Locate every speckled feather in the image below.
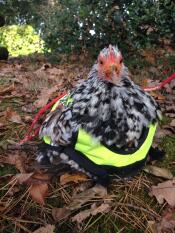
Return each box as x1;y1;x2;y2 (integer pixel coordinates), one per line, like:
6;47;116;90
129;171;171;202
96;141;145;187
39;64;161;150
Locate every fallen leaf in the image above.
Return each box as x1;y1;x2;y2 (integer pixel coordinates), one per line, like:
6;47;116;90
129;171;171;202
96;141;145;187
22;105;36;113
72;203;111;223
142;49;156;65
0;206;6;213
0;84;15;95
149;179;175;207
72;181;93;195
15;171;51;186
155;128;173;142
164;104;175;113
33;224;55;233
32;172;51;182
52;207;70;222
15;173;34;184
24;115;33;123
147;220;158;233
5;153;26;173
46;67;65;76
156;208;175;233
144;165;173;179
34;84;60;108
163;126;175;134
60;172;88;185
29;183;48;205
69;185;107;210
4;107;23;124
141;78;149;89
166;113;175;118
150;92;166;101
170;119;175;127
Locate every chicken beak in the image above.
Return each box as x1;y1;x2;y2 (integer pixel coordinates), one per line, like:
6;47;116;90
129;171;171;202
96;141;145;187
108;64;120;84
110;64;117;74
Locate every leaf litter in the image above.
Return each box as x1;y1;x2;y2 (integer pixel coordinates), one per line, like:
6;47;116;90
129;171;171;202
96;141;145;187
149;179;175;207
33;224;55;233
0;51;175;232
143;165;173;180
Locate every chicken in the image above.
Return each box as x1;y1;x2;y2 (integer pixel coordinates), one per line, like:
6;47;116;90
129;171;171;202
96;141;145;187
37;45;162;185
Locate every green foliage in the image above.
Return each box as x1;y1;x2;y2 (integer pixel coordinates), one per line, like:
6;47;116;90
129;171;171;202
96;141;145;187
126;0;175;48
0;0;175;55
0;25;44;56
41;0;132;54
40;0;175;54
0;0;44;26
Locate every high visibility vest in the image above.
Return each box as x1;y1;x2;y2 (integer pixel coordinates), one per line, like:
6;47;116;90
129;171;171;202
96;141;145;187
43;94;157;171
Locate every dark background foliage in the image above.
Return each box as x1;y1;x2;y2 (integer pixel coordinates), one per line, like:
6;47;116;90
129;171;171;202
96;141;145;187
0;0;175;55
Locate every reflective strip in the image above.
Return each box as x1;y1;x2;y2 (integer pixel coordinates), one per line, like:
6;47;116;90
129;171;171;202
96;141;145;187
51;93;72;111
43;135;51;144
75;124;157;167
43;93;157;168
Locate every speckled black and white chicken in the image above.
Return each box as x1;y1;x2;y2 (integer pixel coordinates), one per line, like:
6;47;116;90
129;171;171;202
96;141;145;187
37;45;162;185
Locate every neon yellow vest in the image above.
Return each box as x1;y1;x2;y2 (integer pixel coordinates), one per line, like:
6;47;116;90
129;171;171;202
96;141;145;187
43;94;157;168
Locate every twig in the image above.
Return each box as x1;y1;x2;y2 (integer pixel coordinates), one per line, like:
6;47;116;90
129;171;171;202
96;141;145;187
15;222;32;233
7;143;38;151
115;202;160;218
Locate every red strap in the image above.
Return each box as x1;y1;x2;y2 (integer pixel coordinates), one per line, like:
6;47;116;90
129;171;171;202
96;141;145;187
143;72;175;91
18;72;175;145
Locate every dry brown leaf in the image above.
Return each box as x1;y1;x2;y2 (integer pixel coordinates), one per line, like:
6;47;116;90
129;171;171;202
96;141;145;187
33;224;55;233
163;126;175;134
166;113;175;119
156;208;175;233
0;206;6;213
150;92;166;101
24;115;33;123
4;107;23;124
144;165;173;179
0;84;15;96
47;67;65;76
149;179;175;207
7;186;20;197
140;78;149;89
170;119;175;127
60;172;88;185
72;181;93;195
5;153;26;173
142;49;156;65
165;94;175;102
69;185;107;210
32;172;51;182
34;84;60;108
72;203;111;223
15;173;34;184
29;183;48;205
149;208;175;233
164;104;175;113
52;207;70;222
155;127;173;142
15;171;51;186
147;221;158;233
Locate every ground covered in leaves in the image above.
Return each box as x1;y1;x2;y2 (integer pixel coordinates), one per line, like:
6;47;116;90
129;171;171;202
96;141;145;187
0;48;175;233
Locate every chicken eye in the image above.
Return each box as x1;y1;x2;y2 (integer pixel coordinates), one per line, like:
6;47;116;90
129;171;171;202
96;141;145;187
119;58;123;64
99;60;103;65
